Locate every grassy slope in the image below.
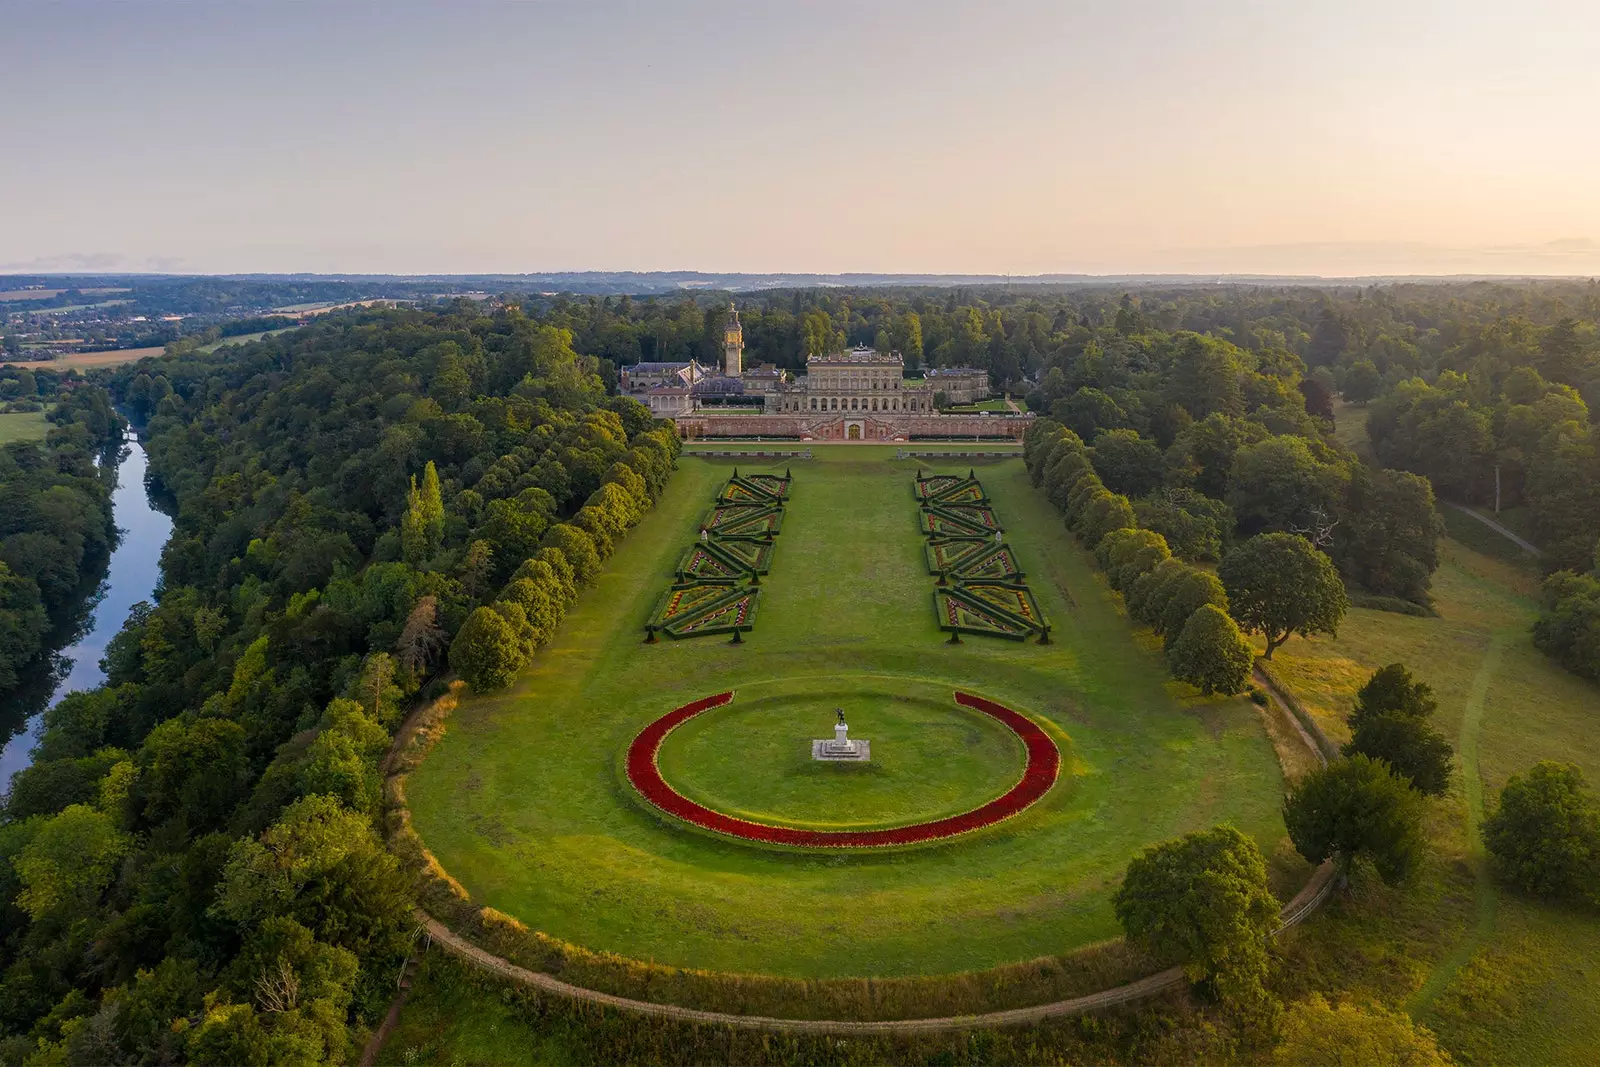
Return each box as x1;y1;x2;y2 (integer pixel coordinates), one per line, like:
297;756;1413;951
1262;537;1600;1063
407;446;1289;979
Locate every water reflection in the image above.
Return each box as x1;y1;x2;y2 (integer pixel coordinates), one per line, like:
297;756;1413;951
0;439;171;790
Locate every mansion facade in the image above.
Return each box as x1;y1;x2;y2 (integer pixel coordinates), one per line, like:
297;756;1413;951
623;304;1021;439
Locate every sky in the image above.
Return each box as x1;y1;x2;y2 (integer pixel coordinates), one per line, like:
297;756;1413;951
3;0;1599;277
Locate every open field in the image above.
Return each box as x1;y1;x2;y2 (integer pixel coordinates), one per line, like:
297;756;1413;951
195;327;293;352
2;346;164;371
1260;535;1600;1062
407;448;1292;980
0;286;128;301
0;409;51;444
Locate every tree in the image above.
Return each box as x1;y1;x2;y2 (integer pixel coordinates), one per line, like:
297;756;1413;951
448;605;526;691
1283;755;1426;884
1482;761;1600;905
1134;488;1232;562
1090;429;1166;498
1220;533;1348;657
1339;466;1440;602
1345;714;1453;797
540;524;601;585
1113;825;1280;1017
1274;994;1451;1066
215;794;412;960
1168;605;1255;695
1158;568;1228;647
1349;663;1438;727
1533;570;1600;681
399;461;445;566
395;595;447;675
138;716;252;832
1342;664;1453;796
1227;435;1345;538
1341;361;1385;405
13;804;130;921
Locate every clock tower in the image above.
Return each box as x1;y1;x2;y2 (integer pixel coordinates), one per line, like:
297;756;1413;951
723;302;743;377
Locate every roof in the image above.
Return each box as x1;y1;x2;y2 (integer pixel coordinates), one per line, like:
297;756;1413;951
628;361;694;373
925;366;985;377
809;346;902;366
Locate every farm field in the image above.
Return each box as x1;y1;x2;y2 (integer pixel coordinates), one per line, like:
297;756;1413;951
1;346;164;371
195;327;293;352
406;447;1294;980
0;409;52;444
0;286;128;301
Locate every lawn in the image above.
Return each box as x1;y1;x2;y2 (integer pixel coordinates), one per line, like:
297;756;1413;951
407;447;1291;980
0;409;51;444
656;679;1033;831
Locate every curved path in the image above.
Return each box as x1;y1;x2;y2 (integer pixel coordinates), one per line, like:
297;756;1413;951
420;862;1334;1034
625;690;1060;847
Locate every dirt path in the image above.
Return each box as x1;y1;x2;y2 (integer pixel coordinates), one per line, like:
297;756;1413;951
1407;631;1508;1014
1446;502;1541;557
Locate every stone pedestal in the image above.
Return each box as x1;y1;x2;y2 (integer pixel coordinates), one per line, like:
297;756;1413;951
812;721;870;762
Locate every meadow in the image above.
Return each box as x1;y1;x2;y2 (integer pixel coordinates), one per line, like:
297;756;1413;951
1262;526;1600;1061
0;409;51;444
406;447;1293;982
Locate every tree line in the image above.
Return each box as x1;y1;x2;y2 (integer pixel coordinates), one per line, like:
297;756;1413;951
0;304;676;1063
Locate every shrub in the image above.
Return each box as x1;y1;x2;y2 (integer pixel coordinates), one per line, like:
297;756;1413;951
1168;605;1255;696
1482;761;1600;905
1159;569;1228;647
448;606;527;691
1126;558;1188;624
1274;994;1451;1066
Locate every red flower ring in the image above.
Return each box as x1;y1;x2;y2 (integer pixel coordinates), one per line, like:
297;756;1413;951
625;691;1060;848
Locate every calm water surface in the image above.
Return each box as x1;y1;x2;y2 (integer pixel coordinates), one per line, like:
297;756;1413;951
0;439;171;790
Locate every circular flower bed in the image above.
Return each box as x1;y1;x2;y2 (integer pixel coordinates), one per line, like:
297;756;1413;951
626;690;1060;847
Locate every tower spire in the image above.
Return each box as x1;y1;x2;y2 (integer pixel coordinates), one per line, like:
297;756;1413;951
723;300;744;377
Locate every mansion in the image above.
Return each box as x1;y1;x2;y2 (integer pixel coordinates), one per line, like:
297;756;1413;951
621;304;1020;440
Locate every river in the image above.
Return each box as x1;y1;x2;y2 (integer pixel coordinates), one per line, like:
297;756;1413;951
0;438;171;790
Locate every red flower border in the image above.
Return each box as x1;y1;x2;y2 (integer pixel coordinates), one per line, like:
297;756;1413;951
625;691;1061;848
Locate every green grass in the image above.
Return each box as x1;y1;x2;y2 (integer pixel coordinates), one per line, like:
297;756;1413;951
195;328;292;353
407;447;1291;980
375;955;571;1066
0;409;50;444
1257;535;1600;1063
656;680;1034;830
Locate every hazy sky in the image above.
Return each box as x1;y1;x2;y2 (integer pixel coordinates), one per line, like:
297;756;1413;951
4;0;1599;276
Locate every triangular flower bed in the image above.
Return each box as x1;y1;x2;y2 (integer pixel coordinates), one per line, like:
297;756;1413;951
915;470;1049;644
647;468;791;642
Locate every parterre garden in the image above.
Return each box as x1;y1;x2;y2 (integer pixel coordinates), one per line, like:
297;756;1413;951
917;470;1050;642
644;469;790;640
403;446;1293;990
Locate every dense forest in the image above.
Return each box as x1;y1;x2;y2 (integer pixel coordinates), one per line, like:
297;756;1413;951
0;305;675;1063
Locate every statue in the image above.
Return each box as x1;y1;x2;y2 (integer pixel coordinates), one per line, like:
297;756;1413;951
836;708;847;726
